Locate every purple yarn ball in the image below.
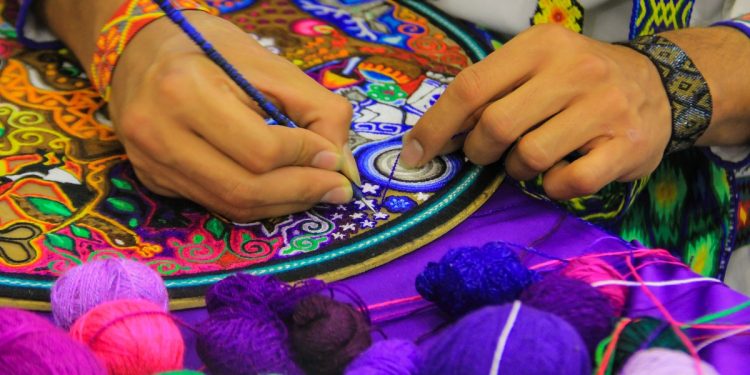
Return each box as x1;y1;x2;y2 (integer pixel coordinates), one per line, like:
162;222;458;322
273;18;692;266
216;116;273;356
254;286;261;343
196;303;302;375
205;273;324;317
520;274;615;353
422;303;591;375
344;339;422;375
51;258;168;329
416;242;537;317
0;307;106;374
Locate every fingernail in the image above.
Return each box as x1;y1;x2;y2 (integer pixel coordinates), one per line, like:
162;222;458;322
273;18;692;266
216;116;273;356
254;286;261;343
321;185;353;204
400;138;424;169
311;151;342;171
342;145;362;186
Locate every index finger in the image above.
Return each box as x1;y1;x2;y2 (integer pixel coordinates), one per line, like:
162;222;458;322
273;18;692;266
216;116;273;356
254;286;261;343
401;40;537;168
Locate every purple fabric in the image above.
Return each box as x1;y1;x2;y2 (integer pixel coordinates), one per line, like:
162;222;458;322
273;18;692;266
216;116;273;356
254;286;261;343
175;183;750;374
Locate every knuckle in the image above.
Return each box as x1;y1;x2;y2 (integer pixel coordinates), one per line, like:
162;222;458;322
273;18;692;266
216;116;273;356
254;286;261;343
450;68;484;105
479;107;516;146
515;137;552;172
567;167;602;196
154;67;192;102
576;54;610;80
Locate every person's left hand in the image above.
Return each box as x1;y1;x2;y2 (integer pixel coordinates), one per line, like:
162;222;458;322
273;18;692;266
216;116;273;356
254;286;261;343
401;24;672;200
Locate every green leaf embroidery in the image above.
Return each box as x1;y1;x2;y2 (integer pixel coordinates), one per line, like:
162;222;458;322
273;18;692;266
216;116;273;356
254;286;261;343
69;225;91;239
27;197;72;217
47;232;74;251
205;217;226;240
106;197;136;213
110;178;134;191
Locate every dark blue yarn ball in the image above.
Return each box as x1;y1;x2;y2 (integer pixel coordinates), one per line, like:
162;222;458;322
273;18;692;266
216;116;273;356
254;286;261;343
415;242;537;317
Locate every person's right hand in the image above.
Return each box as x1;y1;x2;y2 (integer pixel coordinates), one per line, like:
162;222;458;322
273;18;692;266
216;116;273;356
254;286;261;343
108;11;358;222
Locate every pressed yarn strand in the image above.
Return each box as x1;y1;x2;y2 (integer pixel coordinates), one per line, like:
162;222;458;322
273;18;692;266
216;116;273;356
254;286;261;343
489;300;522;375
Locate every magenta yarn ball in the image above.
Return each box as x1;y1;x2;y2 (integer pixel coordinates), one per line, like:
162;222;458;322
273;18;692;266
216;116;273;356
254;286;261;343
51;258;168;329
0;307;106;374
621;348;719;375
70;299;184;375
561;257;628;315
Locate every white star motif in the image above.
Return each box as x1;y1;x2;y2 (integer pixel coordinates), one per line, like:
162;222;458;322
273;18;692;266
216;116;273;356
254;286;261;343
337;205;348;211
332;232;345;240
361;220;375;228
373;212;389;220
332;213;344;220
342;223;356;232
416;192;431;202
350;212;364;220
354;199;376;210
361;183;380;194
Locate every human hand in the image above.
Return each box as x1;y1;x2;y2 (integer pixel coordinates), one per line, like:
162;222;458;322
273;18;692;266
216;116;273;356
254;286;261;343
108;12;357;221
401;24;671;200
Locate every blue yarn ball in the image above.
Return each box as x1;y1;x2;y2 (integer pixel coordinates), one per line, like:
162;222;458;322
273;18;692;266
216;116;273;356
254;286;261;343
416;242;537;317
422;304;591;375
344;339;422;375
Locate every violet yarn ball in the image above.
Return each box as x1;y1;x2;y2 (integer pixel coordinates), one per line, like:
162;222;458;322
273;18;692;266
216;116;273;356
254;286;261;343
520;274;615;354
51;258;168;329
620;348;719;375
70;299;184;375
205;273;324;317
196;303;302;375
0;307;106;375
422;303;591;375
290;294;373;375
561;257;628;315
344;339;422;375
416;242;537;317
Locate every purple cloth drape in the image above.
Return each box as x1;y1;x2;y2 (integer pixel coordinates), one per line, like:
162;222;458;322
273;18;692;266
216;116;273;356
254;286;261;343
176;182;750;373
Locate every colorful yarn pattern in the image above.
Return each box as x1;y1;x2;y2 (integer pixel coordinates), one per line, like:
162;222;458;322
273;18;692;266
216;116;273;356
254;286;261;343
0;0;501;308
90;0;217;100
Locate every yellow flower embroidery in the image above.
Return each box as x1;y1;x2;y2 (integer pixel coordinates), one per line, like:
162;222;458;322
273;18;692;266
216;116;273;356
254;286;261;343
532;0;584;33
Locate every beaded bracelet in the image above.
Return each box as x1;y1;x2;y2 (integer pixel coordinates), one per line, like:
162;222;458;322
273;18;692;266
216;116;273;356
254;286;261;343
619;35;713;155
91;0;217;101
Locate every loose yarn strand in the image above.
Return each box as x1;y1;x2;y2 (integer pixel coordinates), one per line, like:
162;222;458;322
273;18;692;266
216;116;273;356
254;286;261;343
595;318;631;375
695;326;750;351
624;255;704;375
489;300;522;375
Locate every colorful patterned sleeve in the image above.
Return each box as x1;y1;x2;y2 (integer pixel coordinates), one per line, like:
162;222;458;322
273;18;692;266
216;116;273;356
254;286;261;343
4;0;63;49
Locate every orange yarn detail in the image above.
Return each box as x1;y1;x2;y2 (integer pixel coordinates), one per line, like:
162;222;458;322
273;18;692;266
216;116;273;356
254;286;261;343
90;0;217;101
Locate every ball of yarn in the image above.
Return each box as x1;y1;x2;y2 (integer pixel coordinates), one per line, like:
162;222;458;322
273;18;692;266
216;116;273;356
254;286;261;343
344;339;422;375
614;317;688;370
290;294;372;375
156;371;205;375
51;258;168;329
620;348;719;375
520;274;615;353
70;299;184;375
196;302;302;375
416;242;537;317
205;273;324;317
422;303;591;375
561;257;628;315
0;307;106;374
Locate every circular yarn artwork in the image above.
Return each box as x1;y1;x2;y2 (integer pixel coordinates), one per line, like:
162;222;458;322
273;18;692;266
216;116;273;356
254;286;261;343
0;0;501;308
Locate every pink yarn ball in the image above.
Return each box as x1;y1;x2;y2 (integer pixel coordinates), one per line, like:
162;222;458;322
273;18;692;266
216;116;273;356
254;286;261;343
0;307;106;374
70;299;184;375
620;348;719;375
51;258;169;329
561;257;628;315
